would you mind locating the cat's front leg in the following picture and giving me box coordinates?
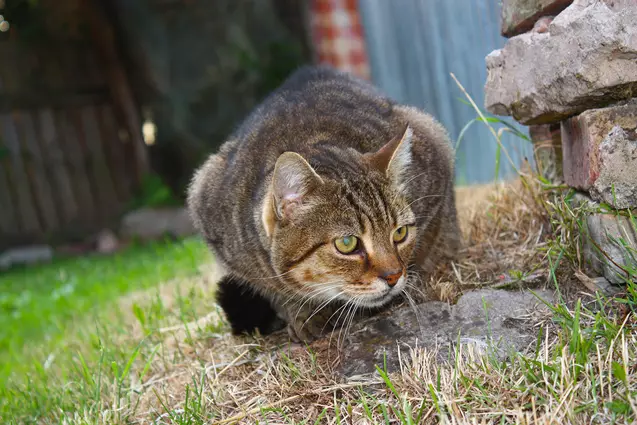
[275,299,342,343]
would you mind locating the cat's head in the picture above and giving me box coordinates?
[262,126,418,308]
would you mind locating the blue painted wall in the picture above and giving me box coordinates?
[359,0,533,185]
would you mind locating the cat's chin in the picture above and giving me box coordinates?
[356,291,404,308]
[348,281,406,308]
[355,295,396,309]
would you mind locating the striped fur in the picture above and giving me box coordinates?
[187,66,461,341]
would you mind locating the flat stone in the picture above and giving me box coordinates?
[561,101,637,208]
[120,207,196,240]
[339,289,554,377]
[0,245,53,270]
[574,194,637,284]
[591,277,623,297]
[485,1,637,125]
[501,0,572,38]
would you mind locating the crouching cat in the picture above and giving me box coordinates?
[187,66,461,342]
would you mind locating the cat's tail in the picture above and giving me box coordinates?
[216,275,285,336]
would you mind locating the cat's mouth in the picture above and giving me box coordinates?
[348,275,406,308]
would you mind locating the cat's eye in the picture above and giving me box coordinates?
[393,226,408,243]
[334,236,359,254]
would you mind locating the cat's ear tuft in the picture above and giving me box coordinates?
[367,124,413,188]
[268,152,323,224]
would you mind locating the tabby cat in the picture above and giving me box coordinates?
[187,66,461,342]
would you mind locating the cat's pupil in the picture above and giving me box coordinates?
[393,226,408,242]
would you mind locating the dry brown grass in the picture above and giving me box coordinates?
[432,179,550,303]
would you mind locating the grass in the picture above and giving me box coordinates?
[1,82,636,424]
[0,237,214,423]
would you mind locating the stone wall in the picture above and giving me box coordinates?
[485,0,637,284]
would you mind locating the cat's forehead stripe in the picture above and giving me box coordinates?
[343,190,366,230]
[346,179,394,230]
[372,181,393,226]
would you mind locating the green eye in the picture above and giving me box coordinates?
[393,226,408,243]
[334,236,359,254]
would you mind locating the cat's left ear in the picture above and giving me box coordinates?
[366,124,413,189]
[262,152,324,236]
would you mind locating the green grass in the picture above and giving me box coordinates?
[0,237,211,423]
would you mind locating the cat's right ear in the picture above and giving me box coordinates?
[366,124,413,191]
[263,152,324,235]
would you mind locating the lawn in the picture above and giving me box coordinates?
[0,237,215,423]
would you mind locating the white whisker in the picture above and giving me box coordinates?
[398,193,444,215]
[301,290,344,330]
[339,297,359,349]
[291,284,343,324]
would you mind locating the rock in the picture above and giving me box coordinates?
[0,245,53,270]
[485,1,637,125]
[573,193,637,284]
[586,213,637,284]
[590,128,637,209]
[590,277,622,296]
[586,212,637,284]
[561,101,637,208]
[95,229,119,254]
[501,0,571,37]
[529,123,562,181]
[120,207,196,240]
[339,289,555,377]
[576,272,623,296]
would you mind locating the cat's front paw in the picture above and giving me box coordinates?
[284,304,338,343]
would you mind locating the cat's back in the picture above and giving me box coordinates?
[231,66,391,155]
[189,67,398,250]
[196,66,396,197]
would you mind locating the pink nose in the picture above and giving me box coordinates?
[380,270,402,287]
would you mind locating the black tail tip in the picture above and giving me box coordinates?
[215,275,285,336]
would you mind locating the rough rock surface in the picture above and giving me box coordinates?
[574,194,637,284]
[485,1,637,125]
[120,207,196,240]
[586,213,637,284]
[591,127,637,209]
[561,100,637,208]
[590,277,623,297]
[339,289,554,377]
[586,211,637,284]
[501,0,571,37]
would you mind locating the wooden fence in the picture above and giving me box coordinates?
[0,36,147,249]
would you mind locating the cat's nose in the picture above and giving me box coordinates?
[380,269,403,287]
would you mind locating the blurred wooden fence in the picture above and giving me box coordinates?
[0,37,146,249]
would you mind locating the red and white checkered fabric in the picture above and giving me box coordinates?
[309,0,371,80]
